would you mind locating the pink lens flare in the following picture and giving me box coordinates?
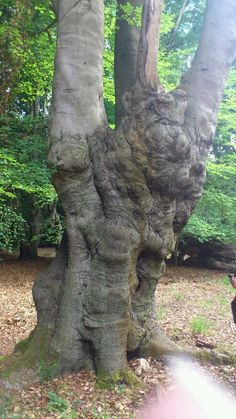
[141,359,236,419]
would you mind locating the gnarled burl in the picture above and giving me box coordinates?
[2,0,236,384]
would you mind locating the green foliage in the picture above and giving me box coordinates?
[156,303,167,320]
[159,3,236,249]
[39,362,57,382]
[0,396,12,419]
[104,1,116,126]
[0,0,55,114]
[0,204,25,252]
[182,156,236,245]
[0,0,235,252]
[89,410,113,419]
[40,214,64,246]
[0,115,55,203]
[191,317,211,335]
[118,2,142,27]
[158,0,205,89]
[47,391,68,413]
[220,276,232,289]
[213,67,236,157]
[0,115,57,251]
[174,290,184,302]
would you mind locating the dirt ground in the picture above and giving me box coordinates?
[0,254,236,418]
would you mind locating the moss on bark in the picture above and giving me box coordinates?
[96,367,144,389]
[191,349,236,366]
[0,326,59,388]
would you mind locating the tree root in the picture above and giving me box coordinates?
[140,337,236,366]
[1,325,235,393]
[189,349,236,366]
[0,326,59,390]
[139,328,182,358]
[139,329,236,366]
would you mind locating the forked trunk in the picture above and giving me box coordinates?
[2,0,236,385]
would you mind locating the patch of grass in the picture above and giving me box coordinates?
[0,396,21,419]
[47,391,68,413]
[219,306,229,317]
[157,304,167,320]
[61,411,78,419]
[69,405,114,419]
[0,397,10,419]
[219,296,228,306]
[200,298,214,308]
[170,285,184,301]
[174,291,184,301]
[39,361,57,382]
[218,296,230,316]
[220,276,231,288]
[90,410,113,419]
[0,355,6,364]
[191,316,211,334]
[114,383,126,395]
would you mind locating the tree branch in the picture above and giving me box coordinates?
[168,0,190,47]
[49,0,106,141]
[115,0,144,125]
[30,19,56,37]
[136,0,163,90]
[114,0,163,125]
[180,0,236,138]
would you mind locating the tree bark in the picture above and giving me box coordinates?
[115,0,143,126]
[3,0,236,384]
[168,0,190,47]
[19,196,42,260]
[19,242,38,260]
[115,0,164,125]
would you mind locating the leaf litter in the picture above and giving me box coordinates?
[0,253,236,417]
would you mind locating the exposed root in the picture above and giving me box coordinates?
[138,330,236,366]
[139,328,182,358]
[188,349,236,366]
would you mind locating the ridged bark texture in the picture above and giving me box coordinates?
[31,0,236,380]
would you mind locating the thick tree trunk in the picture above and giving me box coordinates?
[2,0,236,385]
[33,0,180,378]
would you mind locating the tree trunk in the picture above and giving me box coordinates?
[19,196,42,260]
[179,238,236,271]
[2,0,236,385]
[19,242,38,260]
[171,236,180,266]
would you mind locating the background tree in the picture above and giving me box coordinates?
[179,65,236,266]
[0,114,58,257]
[1,0,236,386]
[0,0,58,257]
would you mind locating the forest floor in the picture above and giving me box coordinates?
[0,252,236,418]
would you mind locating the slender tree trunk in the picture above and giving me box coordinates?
[171,236,180,266]
[2,0,236,385]
[19,242,38,260]
[19,197,41,260]
[168,0,190,47]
